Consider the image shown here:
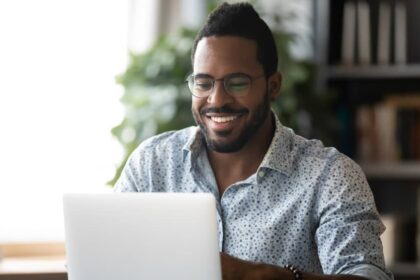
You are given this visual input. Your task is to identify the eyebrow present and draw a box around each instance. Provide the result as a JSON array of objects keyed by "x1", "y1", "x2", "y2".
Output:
[
  {"x1": 193, "y1": 72, "x2": 249, "y2": 79},
  {"x1": 193, "y1": 73, "x2": 213, "y2": 78}
]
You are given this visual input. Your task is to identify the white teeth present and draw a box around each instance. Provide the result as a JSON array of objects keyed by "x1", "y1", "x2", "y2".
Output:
[{"x1": 210, "y1": 116, "x2": 238, "y2": 123}]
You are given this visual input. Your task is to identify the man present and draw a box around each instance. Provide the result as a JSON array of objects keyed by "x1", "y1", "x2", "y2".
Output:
[{"x1": 115, "y1": 2, "x2": 393, "y2": 280}]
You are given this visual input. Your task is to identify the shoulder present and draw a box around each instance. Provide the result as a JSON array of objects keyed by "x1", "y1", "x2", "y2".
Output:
[
  {"x1": 132, "y1": 126, "x2": 197, "y2": 158},
  {"x1": 283, "y1": 127, "x2": 343, "y2": 170},
  {"x1": 292, "y1": 130, "x2": 363, "y2": 182},
  {"x1": 283, "y1": 129, "x2": 375, "y2": 213},
  {"x1": 282, "y1": 126, "x2": 366, "y2": 186},
  {"x1": 114, "y1": 126, "x2": 197, "y2": 192},
  {"x1": 123, "y1": 126, "x2": 198, "y2": 174}
]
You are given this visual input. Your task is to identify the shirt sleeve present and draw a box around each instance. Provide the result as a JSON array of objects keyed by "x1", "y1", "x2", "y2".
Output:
[
  {"x1": 341, "y1": 264, "x2": 394, "y2": 280},
  {"x1": 315, "y1": 154, "x2": 393, "y2": 280}
]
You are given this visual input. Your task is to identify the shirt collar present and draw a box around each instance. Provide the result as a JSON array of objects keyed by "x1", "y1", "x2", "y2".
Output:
[
  {"x1": 182, "y1": 126, "x2": 203, "y2": 162},
  {"x1": 259, "y1": 113, "x2": 293, "y2": 176},
  {"x1": 182, "y1": 112, "x2": 294, "y2": 176}
]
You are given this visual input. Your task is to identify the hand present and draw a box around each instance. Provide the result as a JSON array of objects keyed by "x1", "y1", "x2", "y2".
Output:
[{"x1": 220, "y1": 252, "x2": 286, "y2": 280}]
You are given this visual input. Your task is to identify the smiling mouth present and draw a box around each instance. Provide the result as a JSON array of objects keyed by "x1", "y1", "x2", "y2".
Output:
[
  {"x1": 200, "y1": 106, "x2": 248, "y2": 124},
  {"x1": 209, "y1": 115, "x2": 239, "y2": 123}
]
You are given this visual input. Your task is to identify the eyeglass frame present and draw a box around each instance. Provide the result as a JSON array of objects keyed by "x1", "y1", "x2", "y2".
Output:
[{"x1": 185, "y1": 72, "x2": 266, "y2": 98}]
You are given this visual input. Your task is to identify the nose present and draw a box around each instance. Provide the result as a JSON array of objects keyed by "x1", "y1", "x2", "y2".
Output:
[{"x1": 206, "y1": 80, "x2": 234, "y2": 106}]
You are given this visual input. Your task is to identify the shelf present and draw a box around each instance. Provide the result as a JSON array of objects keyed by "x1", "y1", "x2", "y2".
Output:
[
  {"x1": 326, "y1": 65, "x2": 420, "y2": 80},
  {"x1": 389, "y1": 262, "x2": 420, "y2": 278},
  {"x1": 360, "y1": 162, "x2": 420, "y2": 180}
]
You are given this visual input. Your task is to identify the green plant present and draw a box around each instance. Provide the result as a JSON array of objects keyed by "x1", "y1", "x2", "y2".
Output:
[
  {"x1": 109, "y1": 28, "x2": 197, "y2": 185},
  {"x1": 109, "y1": 2, "x2": 336, "y2": 186}
]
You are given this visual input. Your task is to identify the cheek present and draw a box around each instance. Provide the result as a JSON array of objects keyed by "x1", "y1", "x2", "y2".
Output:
[
  {"x1": 191, "y1": 101, "x2": 198, "y2": 114},
  {"x1": 191, "y1": 98, "x2": 205, "y2": 112},
  {"x1": 241, "y1": 97, "x2": 260, "y2": 111}
]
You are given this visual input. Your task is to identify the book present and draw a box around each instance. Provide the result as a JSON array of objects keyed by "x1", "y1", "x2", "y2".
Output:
[
  {"x1": 396, "y1": 109, "x2": 420, "y2": 160},
  {"x1": 394, "y1": 0, "x2": 407, "y2": 64},
  {"x1": 377, "y1": 1, "x2": 391, "y2": 65},
  {"x1": 381, "y1": 214, "x2": 397, "y2": 266},
  {"x1": 355, "y1": 105, "x2": 377, "y2": 162},
  {"x1": 417, "y1": 191, "x2": 420, "y2": 263},
  {"x1": 383, "y1": 95, "x2": 420, "y2": 161},
  {"x1": 356, "y1": 0, "x2": 371, "y2": 65},
  {"x1": 409, "y1": 110, "x2": 420, "y2": 159},
  {"x1": 381, "y1": 215, "x2": 418, "y2": 265},
  {"x1": 355, "y1": 95, "x2": 420, "y2": 163},
  {"x1": 341, "y1": 1, "x2": 357, "y2": 66},
  {"x1": 413, "y1": 114, "x2": 420, "y2": 159},
  {"x1": 374, "y1": 102, "x2": 398, "y2": 162}
]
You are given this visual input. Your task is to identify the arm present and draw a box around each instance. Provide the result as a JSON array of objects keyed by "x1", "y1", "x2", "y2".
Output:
[
  {"x1": 221, "y1": 253, "x2": 367, "y2": 280},
  {"x1": 313, "y1": 156, "x2": 392, "y2": 280},
  {"x1": 221, "y1": 156, "x2": 392, "y2": 280}
]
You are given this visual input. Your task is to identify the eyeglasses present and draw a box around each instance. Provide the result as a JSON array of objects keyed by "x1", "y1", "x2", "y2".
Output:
[{"x1": 185, "y1": 73, "x2": 265, "y2": 98}]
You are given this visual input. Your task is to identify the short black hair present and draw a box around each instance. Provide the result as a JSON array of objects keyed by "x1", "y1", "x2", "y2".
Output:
[{"x1": 191, "y1": 2, "x2": 278, "y2": 77}]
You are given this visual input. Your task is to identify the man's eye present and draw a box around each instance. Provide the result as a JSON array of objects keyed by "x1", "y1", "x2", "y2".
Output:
[
  {"x1": 194, "y1": 81, "x2": 212, "y2": 91},
  {"x1": 227, "y1": 80, "x2": 249, "y2": 92}
]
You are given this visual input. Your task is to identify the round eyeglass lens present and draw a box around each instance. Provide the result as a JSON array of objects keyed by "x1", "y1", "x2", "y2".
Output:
[
  {"x1": 225, "y1": 75, "x2": 251, "y2": 96},
  {"x1": 188, "y1": 76, "x2": 213, "y2": 97}
]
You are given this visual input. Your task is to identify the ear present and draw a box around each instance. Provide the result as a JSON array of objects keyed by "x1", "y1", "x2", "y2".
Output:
[{"x1": 267, "y1": 72, "x2": 282, "y2": 102}]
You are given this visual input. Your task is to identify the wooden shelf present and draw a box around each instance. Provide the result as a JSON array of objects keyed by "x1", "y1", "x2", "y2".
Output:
[
  {"x1": 326, "y1": 65, "x2": 420, "y2": 80},
  {"x1": 360, "y1": 162, "x2": 420, "y2": 180},
  {"x1": 389, "y1": 262, "x2": 420, "y2": 280}
]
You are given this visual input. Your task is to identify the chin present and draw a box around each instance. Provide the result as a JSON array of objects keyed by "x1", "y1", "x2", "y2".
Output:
[
  {"x1": 203, "y1": 129, "x2": 250, "y2": 153},
  {"x1": 205, "y1": 138, "x2": 246, "y2": 153}
]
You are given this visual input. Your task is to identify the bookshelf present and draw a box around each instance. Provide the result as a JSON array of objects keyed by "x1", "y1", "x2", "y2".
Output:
[
  {"x1": 314, "y1": 0, "x2": 420, "y2": 279},
  {"x1": 361, "y1": 162, "x2": 420, "y2": 180},
  {"x1": 326, "y1": 64, "x2": 420, "y2": 79}
]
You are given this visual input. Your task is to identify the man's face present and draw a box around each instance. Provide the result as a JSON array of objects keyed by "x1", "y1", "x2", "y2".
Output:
[{"x1": 191, "y1": 36, "x2": 273, "y2": 153}]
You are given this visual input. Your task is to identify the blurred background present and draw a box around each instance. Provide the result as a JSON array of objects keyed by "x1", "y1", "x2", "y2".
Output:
[
  {"x1": 0, "y1": 0, "x2": 419, "y2": 279},
  {"x1": 0, "y1": 0, "x2": 315, "y2": 243}
]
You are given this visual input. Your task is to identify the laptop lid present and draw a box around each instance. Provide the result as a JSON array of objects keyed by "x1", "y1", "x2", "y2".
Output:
[{"x1": 63, "y1": 193, "x2": 222, "y2": 280}]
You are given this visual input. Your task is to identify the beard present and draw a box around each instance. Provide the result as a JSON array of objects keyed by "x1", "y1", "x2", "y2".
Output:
[{"x1": 192, "y1": 91, "x2": 271, "y2": 153}]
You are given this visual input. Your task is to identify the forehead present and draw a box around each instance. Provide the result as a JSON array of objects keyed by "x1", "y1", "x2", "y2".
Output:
[{"x1": 193, "y1": 36, "x2": 262, "y2": 75}]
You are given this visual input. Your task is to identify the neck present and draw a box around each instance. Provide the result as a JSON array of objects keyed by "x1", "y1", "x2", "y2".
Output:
[{"x1": 207, "y1": 113, "x2": 275, "y2": 193}]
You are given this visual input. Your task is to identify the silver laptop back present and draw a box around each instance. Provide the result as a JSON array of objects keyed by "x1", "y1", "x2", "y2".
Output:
[{"x1": 63, "y1": 193, "x2": 221, "y2": 280}]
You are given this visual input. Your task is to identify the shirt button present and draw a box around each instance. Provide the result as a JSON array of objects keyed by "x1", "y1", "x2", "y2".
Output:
[{"x1": 258, "y1": 171, "x2": 265, "y2": 178}]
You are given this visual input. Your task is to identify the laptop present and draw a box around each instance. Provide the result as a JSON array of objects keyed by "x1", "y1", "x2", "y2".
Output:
[{"x1": 63, "y1": 193, "x2": 222, "y2": 280}]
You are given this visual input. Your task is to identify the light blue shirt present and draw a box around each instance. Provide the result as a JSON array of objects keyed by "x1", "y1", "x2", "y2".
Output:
[{"x1": 115, "y1": 114, "x2": 393, "y2": 280}]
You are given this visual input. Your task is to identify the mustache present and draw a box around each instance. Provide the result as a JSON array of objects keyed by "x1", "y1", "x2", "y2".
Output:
[{"x1": 200, "y1": 106, "x2": 248, "y2": 115}]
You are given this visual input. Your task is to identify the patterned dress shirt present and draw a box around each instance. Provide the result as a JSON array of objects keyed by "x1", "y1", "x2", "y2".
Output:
[{"x1": 114, "y1": 113, "x2": 393, "y2": 280}]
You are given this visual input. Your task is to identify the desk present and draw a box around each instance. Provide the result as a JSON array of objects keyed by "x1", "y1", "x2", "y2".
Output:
[
  {"x1": 0, "y1": 257, "x2": 67, "y2": 280},
  {"x1": 1, "y1": 257, "x2": 417, "y2": 280}
]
